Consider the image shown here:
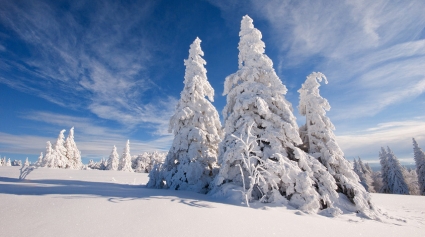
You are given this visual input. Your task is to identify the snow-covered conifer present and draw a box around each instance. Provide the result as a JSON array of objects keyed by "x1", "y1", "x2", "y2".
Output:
[
  {"x1": 386, "y1": 147, "x2": 409, "y2": 194},
  {"x1": 354, "y1": 158, "x2": 375, "y2": 193},
  {"x1": 65, "y1": 127, "x2": 82, "y2": 169},
  {"x1": 148, "y1": 37, "x2": 222, "y2": 193},
  {"x1": 298, "y1": 72, "x2": 373, "y2": 213},
  {"x1": 24, "y1": 157, "x2": 30, "y2": 166},
  {"x1": 0, "y1": 157, "x2": 5, "y2": 166},
  {"x1": 35, "y1": 152, "x2": 43, "y2": 167},
  {"x1": 53, "y1": 129, "x2": 68, "y2": 168},
  {"x1": 212, "y1": 16, "x2": 339, "y2": 213},
  {"x1": 404, "y1": 167, "x2": 420, "y2": 195},
  {"x1": 106, "y1": 145, "x2": 119, "y2": 171},
  {"x1": 6, "y1": 158, "x2": 11, "y2": 166},
  {"x1": 379, "y1": 147, "x2": 390, "y2": 193},
  {"x1": 119, "y1": 140, "x2": 133, "y2": 172},
  {"x1": 365, "y1": 163, "x2": 373, "y2": 174},
  {"x1": 41, "y1": 141, "x2": 53, "y2": 167},
  {"x1": 412, "y1": 138, "x2": 425, "y2": 195}
]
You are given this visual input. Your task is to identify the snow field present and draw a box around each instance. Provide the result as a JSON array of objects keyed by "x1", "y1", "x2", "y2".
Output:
[{"x1": 0, "y1": 166, "x2": 424, "y2": 237}]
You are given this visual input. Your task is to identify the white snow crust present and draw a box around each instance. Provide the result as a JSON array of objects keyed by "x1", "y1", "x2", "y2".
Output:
[{"x1": 0, "y1": 166, "x2": 423, "y2": 237}]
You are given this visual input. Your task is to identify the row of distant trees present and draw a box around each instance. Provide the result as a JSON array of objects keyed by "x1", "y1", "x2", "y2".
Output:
[
  {"x1": 35, "y1": 128, "x2": 167, "y2": 173},
  {"x1": 353, "y1": 139, "x2": 425, "y2": 196},
  {"x1": 0, "y1": 157, "x2": 30, "y2": 167},
  {"x1": 86, "y1": 142, "x2": 166, "y2": 173}
]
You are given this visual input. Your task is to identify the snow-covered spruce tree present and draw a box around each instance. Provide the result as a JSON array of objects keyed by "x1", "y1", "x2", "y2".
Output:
[
  {"x1": 148, "y1": 37, "x2": 223, "y2": 194},
  {"x1": 6, "y1": 158, "x2": 11, "y2": 166},
  {"x1": 24, "y1": 157, "x2": 30, "y2": 166},
  {"x1": 379, "y1": 147, "x2": 390, "y2": 193},
  {"x1": 213, "y1": 16, "x2": 339, "y2": 214},
  {"x1": 35, "y1": 152, "x2": 43, "y2": 167},
  {"x1": 119, "y1": 140, "x2": 133, "y2": 172},
  {"x1": 386, "y1": 147, "x2": 409, "y2": 194},
  {"x1": 298, "y1": 72, "x2": 373, "y2": 214},
  {"x1": 353, "y1": 158, "x2": 375, "y2": 193},
  {"x1": 65, "y1": 127, "x2": 82, "y2": 169},
  {"x1": 53, "y1": 129, "x2": 68, "y2": 168},
  {"x1": 404, "y1": 167, "x2": 420, "y2": 195},
  {"x1": 41, "y1": 141, "x2": 56, "y2": 168},
  {"x1": 412, "y1": 138, "x2": 425, "y2": 195},
  {"x1": 106, "y1": 145, "x2": 119, "y2": 171}
]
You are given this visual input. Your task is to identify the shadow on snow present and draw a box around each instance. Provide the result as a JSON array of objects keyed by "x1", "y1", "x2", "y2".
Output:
[{"x1": 0, "y1": 176, "x2": 214, "y2": 208}]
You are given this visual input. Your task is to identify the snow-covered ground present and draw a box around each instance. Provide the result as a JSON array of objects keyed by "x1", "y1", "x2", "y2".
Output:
[{"x1": 0, "y1": 166, "x2": 423, "y2": 237}]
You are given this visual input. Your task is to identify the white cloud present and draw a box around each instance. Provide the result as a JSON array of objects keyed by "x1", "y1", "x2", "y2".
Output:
[
  {"x1": 210, "y1": 0, "x2": 425, "y2": 118},
  {"x1": 0, "y1": 0, "x2": 174, "y2": 134},
  {"x1": 336, "y1": 119, "x2": 425, "y2": 162}
]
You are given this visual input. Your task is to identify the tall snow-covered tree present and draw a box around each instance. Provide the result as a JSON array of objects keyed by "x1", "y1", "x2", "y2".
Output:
[
  {"x1": 386, "y1": 147, "x2": 409, "y2": 194},
  {"x1": 65, "y1": 127, "x2": 82, "y2": 169},
  {"x1": 379, "y1": 147, "x2": 390, "y2": 193},
  {"x1": 298, "y1": 72, "x2": 373, "y2": 213},
  {"x1": 106, "y1": 145, "x2": 119, "y2": 171},
  {"x1": 213, "y1": 16, "x2": 340, "y2": 214},
  {"x1": 53, "y1": 129, "x2": 68, "y2": 168},
  {"x1": 119, "y1": 140, "x2": 133, "y2": 172},
  {"x1": 148, "y1": 37, "x2": 223, "y2": 193},
  {"x1": 412, "y1": 138, "x2": 425, "y2": 195},
  {"x1": 6, "y1": 158, "x2": 11, "y2": 166}
]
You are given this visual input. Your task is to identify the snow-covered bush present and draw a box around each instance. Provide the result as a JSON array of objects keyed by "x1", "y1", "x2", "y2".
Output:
[
  {"x1": 148, "y1": 37, "x2": 222, "y2": 194},
  {"x1": 85, "y1": 159, "x2": 106, "y2": 170},
  {"x1": 412, "y1": 138, "x2": 425, "y2": 195},
  {"x1": 133, "y1": 151, "x2": 167, "y2": 173},
  {"x1": 12, "y1": 160, "x2": 22, "y2": 166}
]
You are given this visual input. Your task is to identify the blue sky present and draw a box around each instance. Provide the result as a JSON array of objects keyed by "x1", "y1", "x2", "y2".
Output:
[{"x1": 1, "y1": 0, "x2": 424, "y2": 166}]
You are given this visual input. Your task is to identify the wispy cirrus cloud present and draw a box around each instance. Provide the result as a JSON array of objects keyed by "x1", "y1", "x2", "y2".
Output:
[
  {"x1": 0, "y1": 0, "x2": 175, "y2": 132},
  {"x1": 210, "y1": 0, "x2": 425, "y2": 119}
]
